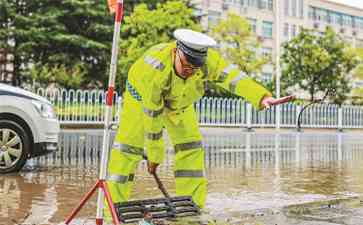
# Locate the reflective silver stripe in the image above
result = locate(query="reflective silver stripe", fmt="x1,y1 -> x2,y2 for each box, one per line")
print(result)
113,142 -> 144,155
107,174 -> 129,184
150,43 -> 168,51
144,55 -> 165,71
175,170 -> 204,178
218,64 -> 238,82
144,107 -> 163,118
229,71 -> 247,93
146,131 -> 163,140
174,141 -> 203,153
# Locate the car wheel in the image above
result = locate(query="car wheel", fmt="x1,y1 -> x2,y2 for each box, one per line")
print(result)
0,119 -> 30,174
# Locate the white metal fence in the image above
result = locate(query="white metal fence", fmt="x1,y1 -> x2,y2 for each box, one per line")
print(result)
35,88 -> 363,129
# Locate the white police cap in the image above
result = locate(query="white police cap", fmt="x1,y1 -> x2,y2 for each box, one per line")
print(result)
173,29 -> 217,66
174,29 -> 217,51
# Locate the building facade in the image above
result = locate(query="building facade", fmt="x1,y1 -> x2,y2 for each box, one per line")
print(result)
194,0 -> 363,85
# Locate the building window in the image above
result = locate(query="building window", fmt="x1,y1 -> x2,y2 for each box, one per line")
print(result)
248,0 -> 258,7
225,0 -> 239,3
342,14 -> 353,27
291,0 -> 296,17
268,0 -> 273,10
323,10 -> 329,23
284,0 -> 289,16
357,18 -> 363,30
247,18 -> 257,33
309,7 -> 362,29
315,8 -> 328,22
230,0 -> 239,4
326,11 -> 332,23
284,23 -> 289,38
262,21 -> 273,38
208,10 -> 221,27
308,6 -> 314,19
258,0 -> 267,9
331,12 -> 342,25
262,47 -> 273,57
299,0 -> 304,18
261,73 -> 272,83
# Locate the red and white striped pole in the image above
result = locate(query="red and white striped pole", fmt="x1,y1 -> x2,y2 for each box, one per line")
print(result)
96,0 -> 124,224
64,1 -> 124,225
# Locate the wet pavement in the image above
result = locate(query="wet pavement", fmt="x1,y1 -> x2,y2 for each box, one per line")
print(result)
2,129 -> 363,225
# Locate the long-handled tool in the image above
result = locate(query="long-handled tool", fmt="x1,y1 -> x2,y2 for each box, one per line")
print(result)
115,155 -> 200,224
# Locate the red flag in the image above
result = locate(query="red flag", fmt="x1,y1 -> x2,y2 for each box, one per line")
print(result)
107,0 -> 117,13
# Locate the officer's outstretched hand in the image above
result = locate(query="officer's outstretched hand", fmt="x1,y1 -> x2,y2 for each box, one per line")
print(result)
261,95 -> 295,109
147,161 -> 159,175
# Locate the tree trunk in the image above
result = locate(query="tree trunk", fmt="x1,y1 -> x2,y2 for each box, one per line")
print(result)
310,84 -> 315,102
12,51 -> 20,86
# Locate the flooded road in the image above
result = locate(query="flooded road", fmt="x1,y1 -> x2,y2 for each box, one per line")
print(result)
2,129 -> 363,225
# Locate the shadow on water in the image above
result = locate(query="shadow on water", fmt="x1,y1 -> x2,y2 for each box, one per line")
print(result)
2,130 -> 363,224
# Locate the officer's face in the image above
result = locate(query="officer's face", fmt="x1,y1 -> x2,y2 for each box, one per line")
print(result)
176,50 -> 199,77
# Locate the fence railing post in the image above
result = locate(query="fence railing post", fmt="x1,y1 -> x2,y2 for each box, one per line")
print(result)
338,107 -> 343,132
245,103 -> 253,132
32,87 -> 363,129
115,96 -> 122,124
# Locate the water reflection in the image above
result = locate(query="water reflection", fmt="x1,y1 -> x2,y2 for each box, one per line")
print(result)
2,130 -> 363,225
35,131 -> 363,169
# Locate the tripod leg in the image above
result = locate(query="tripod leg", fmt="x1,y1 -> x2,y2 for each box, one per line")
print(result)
101,181 -> 121,225
65,180 -> 100,225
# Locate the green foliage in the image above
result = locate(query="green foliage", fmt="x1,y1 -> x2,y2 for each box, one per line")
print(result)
352,48 -> 363,79
351,48 -> 363,105
0,0 -> 113,87
263,76 -> 287,98
123,0 -> 168,13
0,0 -> 200,89
281,27 -> 360,105
210,12 -> 269,74
117,1 -> 201,91
30,63 -> 86,89
207,13 -> 269,97
122,0 -> 195,15
351,88 -> 363,105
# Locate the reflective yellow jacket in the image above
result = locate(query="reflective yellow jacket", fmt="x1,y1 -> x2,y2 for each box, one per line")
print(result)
127,42 -> 271,164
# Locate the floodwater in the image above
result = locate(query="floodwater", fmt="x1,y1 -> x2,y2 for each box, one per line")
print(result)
2,129 -> 363,225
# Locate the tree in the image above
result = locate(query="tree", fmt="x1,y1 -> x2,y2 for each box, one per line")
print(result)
281,27 -> 359,105
122,0 -> 196,16
0,0 -> 113,87
116,1 -> 201,91
30,63 -> 86,89
208,12 -> 269,97
123,0 -> 167,13
351,48 -> 363,80
351,48 -> 363,104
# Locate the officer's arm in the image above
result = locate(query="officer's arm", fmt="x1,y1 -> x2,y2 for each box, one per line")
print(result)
207,49 -> 272,110
141,58 -> 166,165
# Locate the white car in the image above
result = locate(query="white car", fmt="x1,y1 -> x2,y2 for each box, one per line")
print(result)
0,83 -> 60,173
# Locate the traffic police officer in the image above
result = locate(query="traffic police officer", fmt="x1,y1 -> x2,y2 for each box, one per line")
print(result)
106,29 -> 294,211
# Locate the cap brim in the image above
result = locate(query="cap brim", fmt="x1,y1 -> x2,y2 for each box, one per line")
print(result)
184,53 -> 205,67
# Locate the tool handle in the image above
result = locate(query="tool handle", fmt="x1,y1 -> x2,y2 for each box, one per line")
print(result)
142,154 -> 171,199
152,173 -> 171,199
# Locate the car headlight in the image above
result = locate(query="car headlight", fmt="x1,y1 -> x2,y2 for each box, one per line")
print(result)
32,100 -> 57,119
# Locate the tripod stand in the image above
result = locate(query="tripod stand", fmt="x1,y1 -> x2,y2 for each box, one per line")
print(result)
65,1 -> 124,224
